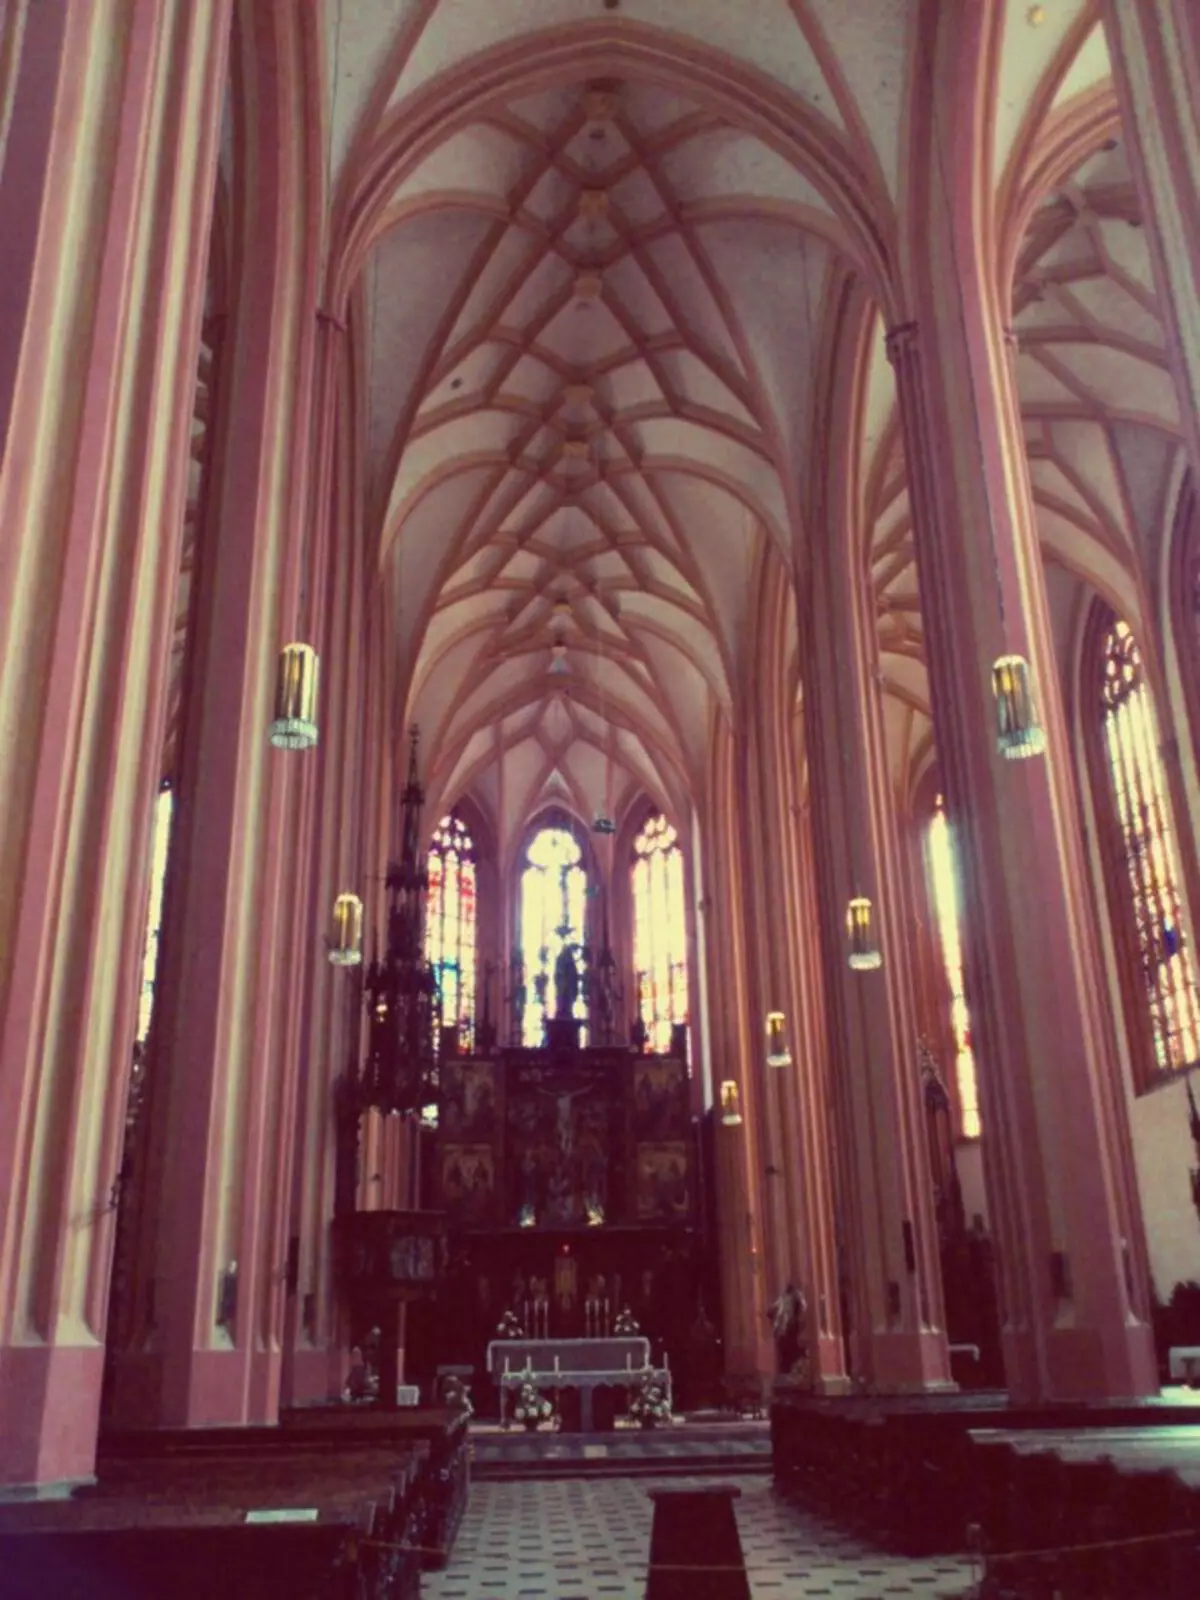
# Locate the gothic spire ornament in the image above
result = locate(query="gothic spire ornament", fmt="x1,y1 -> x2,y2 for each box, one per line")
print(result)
360,727 -> 441,1114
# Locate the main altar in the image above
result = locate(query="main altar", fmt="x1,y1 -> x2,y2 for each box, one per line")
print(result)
404,1032 -> 716,1418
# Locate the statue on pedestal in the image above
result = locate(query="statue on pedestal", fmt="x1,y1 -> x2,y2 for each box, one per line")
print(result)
554,943 -> 580,1019
768,1282 -> 809,1381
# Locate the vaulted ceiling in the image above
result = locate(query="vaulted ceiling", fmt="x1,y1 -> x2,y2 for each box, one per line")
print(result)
290,0 -> 1168,854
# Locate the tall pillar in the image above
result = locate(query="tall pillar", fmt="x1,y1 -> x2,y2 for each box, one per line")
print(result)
892,8 -> 1156,1399
1102,0 -> 1200,487
0,0 -> 231,1485
699,722 -> 773,1378
803,518 -> 953,1393
282,321 -> 365,1408
107,0 -> 323,1428
740,564 -> 848,1391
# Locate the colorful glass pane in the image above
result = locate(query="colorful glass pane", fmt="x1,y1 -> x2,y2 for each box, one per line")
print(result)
926,800 -> 981,1139
520,825 -> 588,1045
631,813 -> 689,1054
426,813 -> 477,1050
136,785 -> 175,1045
1100,619 -> 1200,1073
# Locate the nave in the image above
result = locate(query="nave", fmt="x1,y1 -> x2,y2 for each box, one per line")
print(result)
422,1474 -> 973,1600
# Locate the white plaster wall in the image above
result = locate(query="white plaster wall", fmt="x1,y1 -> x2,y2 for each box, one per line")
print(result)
956,1140 -> 989,1232
1128,1078 -> 1200,1299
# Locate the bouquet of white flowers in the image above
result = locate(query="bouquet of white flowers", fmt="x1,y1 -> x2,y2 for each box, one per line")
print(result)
613,1307 -> 640,1335
512,1381 -> 555,1431
627,1376 -> 671,1429
495,1309 -> 525,1339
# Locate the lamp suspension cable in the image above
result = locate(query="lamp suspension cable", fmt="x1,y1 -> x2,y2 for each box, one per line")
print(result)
593,574 -> 616,836
930,69 -> 1045,762
802,230 -> 881,971
270,1 -> 345,753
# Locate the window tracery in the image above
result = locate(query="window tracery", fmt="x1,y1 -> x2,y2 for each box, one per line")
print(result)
1099,618 -> 1200,1074
926,798 -> 981,1140
426,813 -> 477,1049
519,824 -> 588,1045
631,813 -> 689,1055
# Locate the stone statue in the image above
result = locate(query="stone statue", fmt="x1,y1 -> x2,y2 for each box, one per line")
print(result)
554,943 -> 580,1018
768,1282 -> 808,1379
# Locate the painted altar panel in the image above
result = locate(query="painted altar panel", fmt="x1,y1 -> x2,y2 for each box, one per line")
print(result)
441,1142 -> 498,1225
434,1050 -> 692,1231
507,1059 -> 615,1228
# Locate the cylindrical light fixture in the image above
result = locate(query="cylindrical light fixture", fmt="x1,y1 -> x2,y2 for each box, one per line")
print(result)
269,641 -> 320,749
847,895 -> 882,971
719,1079 -> 743,1127
992,653 -> 1046,760
765,1011 -> 792,1068
328,892 -> 363,966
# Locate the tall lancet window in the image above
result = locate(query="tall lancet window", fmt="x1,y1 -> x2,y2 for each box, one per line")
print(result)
426,813 -> 477,1047
1099,617 -> 1200,1073
520,824 -> 588,1045
136,782 -> 175,1046
926,798 -> 980,1139
631,813 -> 689,1054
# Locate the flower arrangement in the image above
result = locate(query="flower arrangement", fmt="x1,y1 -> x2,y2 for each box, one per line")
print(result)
627,1376 -> 672,1429
512,1381 -> 555,1431
495,1309 -> 525,1339
613,1306 -> 640,1335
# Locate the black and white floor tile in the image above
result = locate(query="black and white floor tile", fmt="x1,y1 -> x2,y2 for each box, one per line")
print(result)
425,1474 -> 976,1600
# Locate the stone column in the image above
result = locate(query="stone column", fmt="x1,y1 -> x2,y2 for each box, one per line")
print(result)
896,3 -> 1156,1403
740,568 -> 848,1392
887,307 -> 1156,1399
802,535 -> 953,1393
0,0 -> 231,1485
107,0 -> 324,1429
699,721 -> 773,1378
1102,0 -> 1200,486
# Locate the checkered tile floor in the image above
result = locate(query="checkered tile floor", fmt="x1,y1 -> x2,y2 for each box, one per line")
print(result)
425,1475 -> 975,1599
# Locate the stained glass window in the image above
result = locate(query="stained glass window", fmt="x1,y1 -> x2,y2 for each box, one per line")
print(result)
925,798 -> 980,1139
1100,618 -> 1200,1073
136,783 -> 175,1045
632,813 -> 689,1054
520,825 -> 588,1045
426,813 -> 477,1049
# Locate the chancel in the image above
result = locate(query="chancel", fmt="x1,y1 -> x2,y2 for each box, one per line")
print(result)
8,5 -> 1200,1599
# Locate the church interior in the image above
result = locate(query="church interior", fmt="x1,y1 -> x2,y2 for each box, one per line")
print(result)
5,1 -> 1200,1596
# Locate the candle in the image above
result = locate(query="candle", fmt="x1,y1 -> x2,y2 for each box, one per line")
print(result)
554,1355 -> 560,1373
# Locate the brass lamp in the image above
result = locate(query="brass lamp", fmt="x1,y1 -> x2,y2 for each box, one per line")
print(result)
993,653 -> 1046,760
328,892 -> 363,966
847,895 -> 882,971
765,1011 -> 792,1068
269,642 -> 319,749
720,1079 -> 743,1127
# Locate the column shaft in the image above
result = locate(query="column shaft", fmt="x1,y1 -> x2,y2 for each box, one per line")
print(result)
0,0 -> 230,1484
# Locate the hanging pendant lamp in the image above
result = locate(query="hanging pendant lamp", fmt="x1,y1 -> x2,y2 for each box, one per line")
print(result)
720,1079 -> 743,1127
269,642 -> 319,749
765,1011 -> 792,1068
847,895 -> 882,971
992,653 -> 1046,760
328,892 -> 363,966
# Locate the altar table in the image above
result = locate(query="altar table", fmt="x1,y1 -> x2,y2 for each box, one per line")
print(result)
486,1336 -> 670,1430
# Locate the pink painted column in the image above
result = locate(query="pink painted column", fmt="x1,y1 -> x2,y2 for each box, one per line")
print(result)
741,632 -> 849,1393
105,0 -> 324,1430
698,723 -> 774,1379
283,321 -> 365,1408
887,307 -> 1156,1399
1102,0 -> 1200,487
0,1 -> 231,1485
802,550 -> 953,1394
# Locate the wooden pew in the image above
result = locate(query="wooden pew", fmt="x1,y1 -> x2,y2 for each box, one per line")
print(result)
0,1443 -> 424,1599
